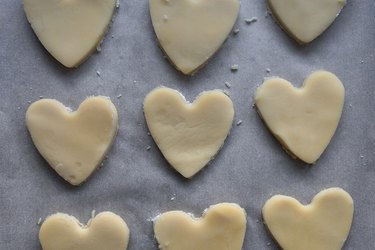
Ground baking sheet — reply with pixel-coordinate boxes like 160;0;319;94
1;0;374;249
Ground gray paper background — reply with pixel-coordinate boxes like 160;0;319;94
1;0;374;249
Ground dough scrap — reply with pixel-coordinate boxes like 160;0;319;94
268;0;346;44
263;187;354;250
26;97;118;185
149;0;240;75
154;203;247;250
143;87;234;178
255;71;345;163
39;212;129;250
23;0;117;67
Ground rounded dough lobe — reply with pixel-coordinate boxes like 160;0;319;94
39;212;129;250
26;97;118;185
263;188;354;250
255;71;345;163
149;0;240;74
144;87;234;178
154;203;247;250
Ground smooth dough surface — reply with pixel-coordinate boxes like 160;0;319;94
23;0;116;67
268;0;346;44
149;0;240;75
263;188;354;250
144;87;234;178
154;203;247;250
26;97;118;185
255;71;345;163
39;212;129;250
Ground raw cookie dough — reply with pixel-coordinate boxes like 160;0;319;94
26;97;118;185
154;203;247;250
23;0;117;67
39;212;129;250
263;188;354;250
254;71;345;164
149;0;240;75
268;0;346;44
143;87;234;178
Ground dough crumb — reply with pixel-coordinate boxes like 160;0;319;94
236;120;242;126
225;81;231;88
231;64;239;71
146;146;151;151
37;217;42;225
117;94;122;99
163;14;168;22
267;242;271;246
39;96;44;99
233;28;240;35
116;0;120;8
133;80;137;84
245;17;257;24
91;210;96;219
96;71;101;76
266;68;271;73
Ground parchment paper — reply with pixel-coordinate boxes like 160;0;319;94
0;0;374;249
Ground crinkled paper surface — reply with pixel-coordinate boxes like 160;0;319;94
0;0;374;249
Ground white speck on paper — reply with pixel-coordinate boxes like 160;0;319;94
91;210;96;219
233;28;240;35
117;94;122;99
39;96;44;99
231;64;239;71
225;81;231;88
266;68;271;73
146;146;151;151
116;0;120;8
236;120;242;126
133;80;137;84
96;71;101;76
245;17;257;24
37;217;42;225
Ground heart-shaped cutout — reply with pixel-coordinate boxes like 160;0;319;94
268;0;346;44
26;97;118;185
144;87;234;178
39;212;129;250
149;0;240;75
263;188;354;250
154;203;247;250
255;71;345;164
23;0;117;67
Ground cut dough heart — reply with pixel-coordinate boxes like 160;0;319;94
23;0;117;67
149;0;240;75
255;71;345;164
263;188;354;250
268;0;346;44
143;87;234;178
154;203;247;250
26;97;118;185
39;212;129;250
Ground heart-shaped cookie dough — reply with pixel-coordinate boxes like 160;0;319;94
263;188;354;250
39;212;129;250
144;87;234;178
23;0;117;67
26;97;118;185
268;0;346;44
154;203;247;250
149;0;240;75
255;71;345;164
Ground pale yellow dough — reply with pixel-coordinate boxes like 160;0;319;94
255;71;345;164
149;0;240;75
268;0;346;44
263;188;354;250
23;0;117;67
39;212;129;250
26;97;118;185
143;87;234;178
154;203;247;250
